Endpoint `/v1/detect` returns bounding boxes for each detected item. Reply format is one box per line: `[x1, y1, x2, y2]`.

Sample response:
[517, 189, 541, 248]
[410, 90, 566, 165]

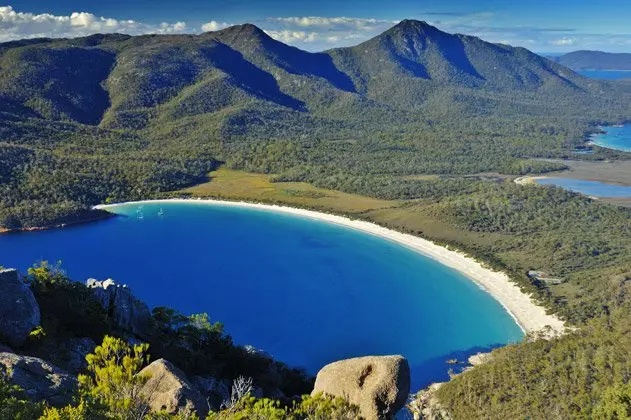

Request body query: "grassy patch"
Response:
[182, 168, 399, 214]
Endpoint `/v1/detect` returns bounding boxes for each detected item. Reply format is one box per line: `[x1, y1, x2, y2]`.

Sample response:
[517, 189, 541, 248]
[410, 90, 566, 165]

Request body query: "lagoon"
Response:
[535, 178, 631, 198]
[0, 201, 523, 390]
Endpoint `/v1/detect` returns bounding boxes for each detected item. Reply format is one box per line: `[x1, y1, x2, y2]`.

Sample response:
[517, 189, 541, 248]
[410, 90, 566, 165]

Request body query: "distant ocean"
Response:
[0, 201, 522, 390]
[577, 69, 631, 80]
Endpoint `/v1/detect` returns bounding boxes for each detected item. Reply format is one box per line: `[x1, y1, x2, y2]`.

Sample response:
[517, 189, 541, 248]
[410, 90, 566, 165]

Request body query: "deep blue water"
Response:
[0, 202, 523, 390]
[590, 125, 631, 152]
[577, 70, 631, 80]
[536, 178, 631, 198]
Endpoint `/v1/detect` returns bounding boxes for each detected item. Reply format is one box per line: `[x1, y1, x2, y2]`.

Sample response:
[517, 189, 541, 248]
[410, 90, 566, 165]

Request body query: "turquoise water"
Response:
[590, 125, 631, 152]
[577, 70, 631, 80]
[0, 202, 522, 390]
[536, 178, 631, 198]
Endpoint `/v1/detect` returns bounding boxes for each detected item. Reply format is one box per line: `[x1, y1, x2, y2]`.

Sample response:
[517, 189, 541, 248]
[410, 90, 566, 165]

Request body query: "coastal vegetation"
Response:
[435, 309, 631, 419]
[2, 334, 358, 419]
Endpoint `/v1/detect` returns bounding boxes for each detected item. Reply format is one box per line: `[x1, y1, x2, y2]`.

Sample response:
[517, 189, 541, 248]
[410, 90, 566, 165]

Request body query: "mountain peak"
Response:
[205, 23, 276, 48]
[396, 19, 432, 28]
[386, 19, 445, 37]
[214, 23, 269, 38]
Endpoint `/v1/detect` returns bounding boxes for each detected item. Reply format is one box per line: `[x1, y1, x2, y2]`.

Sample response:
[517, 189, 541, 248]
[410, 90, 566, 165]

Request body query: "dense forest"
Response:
[1, 20, 631, 419]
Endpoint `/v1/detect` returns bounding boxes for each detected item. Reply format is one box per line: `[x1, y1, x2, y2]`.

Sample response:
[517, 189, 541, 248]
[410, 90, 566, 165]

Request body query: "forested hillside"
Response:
[1, 20, 630, 230]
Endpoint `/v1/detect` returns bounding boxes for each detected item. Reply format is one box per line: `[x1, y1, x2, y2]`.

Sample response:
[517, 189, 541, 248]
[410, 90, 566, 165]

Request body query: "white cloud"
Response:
[0, 5, 190, 42]
[552, 37, 575, 46]
[201, 20, 230, 32]
[269, 16, 394, 32]
[262, 16, 398, 49]
[3, 5, 631, 53]
[264, 29, 319, 43]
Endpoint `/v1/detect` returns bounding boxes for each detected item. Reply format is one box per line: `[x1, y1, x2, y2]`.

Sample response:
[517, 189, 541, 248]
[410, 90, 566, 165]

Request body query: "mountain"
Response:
[1, 20, 630, 230]
[327, 20, 610, 114]
[0, 20, 624, 131]
[555, 50, 631, 70]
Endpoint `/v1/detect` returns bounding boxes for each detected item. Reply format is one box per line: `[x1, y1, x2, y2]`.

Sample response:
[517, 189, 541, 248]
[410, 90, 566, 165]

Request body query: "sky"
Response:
[2, 0, 631, 53]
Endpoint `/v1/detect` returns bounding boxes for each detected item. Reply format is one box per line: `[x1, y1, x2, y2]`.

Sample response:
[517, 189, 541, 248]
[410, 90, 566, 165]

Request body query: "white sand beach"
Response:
[96, 198, 566, 335]
[514, 176, 549, 185]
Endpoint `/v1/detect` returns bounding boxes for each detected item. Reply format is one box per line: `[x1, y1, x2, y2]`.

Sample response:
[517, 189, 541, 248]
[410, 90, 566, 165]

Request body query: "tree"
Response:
[594, 382, 631, 419]
[40, 400, 92, 420]
[78, 335, 151, 419]
[27, 260, 67, 288]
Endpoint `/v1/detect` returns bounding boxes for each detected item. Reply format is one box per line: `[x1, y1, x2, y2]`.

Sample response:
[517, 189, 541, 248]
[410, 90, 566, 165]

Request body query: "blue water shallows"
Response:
[535, 178, 631, 198]
[590, 125, 631, 152]
[0, 202, 522, 390]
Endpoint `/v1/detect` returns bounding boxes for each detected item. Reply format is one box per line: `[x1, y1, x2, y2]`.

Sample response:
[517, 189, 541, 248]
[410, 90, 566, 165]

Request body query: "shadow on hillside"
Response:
[205, 42, 307, 111]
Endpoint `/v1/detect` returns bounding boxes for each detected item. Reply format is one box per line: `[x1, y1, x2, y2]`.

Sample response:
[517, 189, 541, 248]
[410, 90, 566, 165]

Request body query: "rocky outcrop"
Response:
[0, 352, 77, 406]
[191, 375, 232, 411]
[60, 337, 97, 373]
[0, 269, 40, 347]
[138, 359, 207, 415]
[86, 278, 151, 338]
[411, 383, 451, 420]
[312, 355, 410, 420]
[468, 352, 492, 366]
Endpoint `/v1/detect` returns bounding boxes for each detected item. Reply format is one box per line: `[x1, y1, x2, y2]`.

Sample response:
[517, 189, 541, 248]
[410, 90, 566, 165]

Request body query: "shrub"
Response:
[78, 335, 151, 419]
[208, 393, 359, 419]
[0, 371, 44, 419]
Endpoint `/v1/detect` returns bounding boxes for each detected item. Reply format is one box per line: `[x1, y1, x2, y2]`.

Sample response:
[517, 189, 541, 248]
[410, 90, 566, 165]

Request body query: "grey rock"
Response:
[244, 344, 272, 359]
[0, 352, 77, 406]
[266, 387, 285, 400]
[0, 269, 40, 347]
[138, 359, 207, 416]
[191, 376, 231, 411]
[251, 385, 265, 399]
[61, 337, 96, 373]
[312, 355, 411, 420]
[86, 278, 151, 338]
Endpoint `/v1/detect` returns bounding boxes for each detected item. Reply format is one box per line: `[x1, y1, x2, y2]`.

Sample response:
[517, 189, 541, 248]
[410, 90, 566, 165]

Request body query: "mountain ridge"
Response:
[0, 19, 629, 154]
[0, 19, 616, 130]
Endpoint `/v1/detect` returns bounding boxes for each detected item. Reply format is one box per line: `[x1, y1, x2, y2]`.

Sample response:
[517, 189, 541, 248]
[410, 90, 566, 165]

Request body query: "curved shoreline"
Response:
[95, 198, 566, 335]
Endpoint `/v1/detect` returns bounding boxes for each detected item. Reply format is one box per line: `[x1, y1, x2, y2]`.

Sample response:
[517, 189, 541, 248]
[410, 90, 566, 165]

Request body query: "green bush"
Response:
[208, 393, 359, 420]
[0, 372, 44, 419]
